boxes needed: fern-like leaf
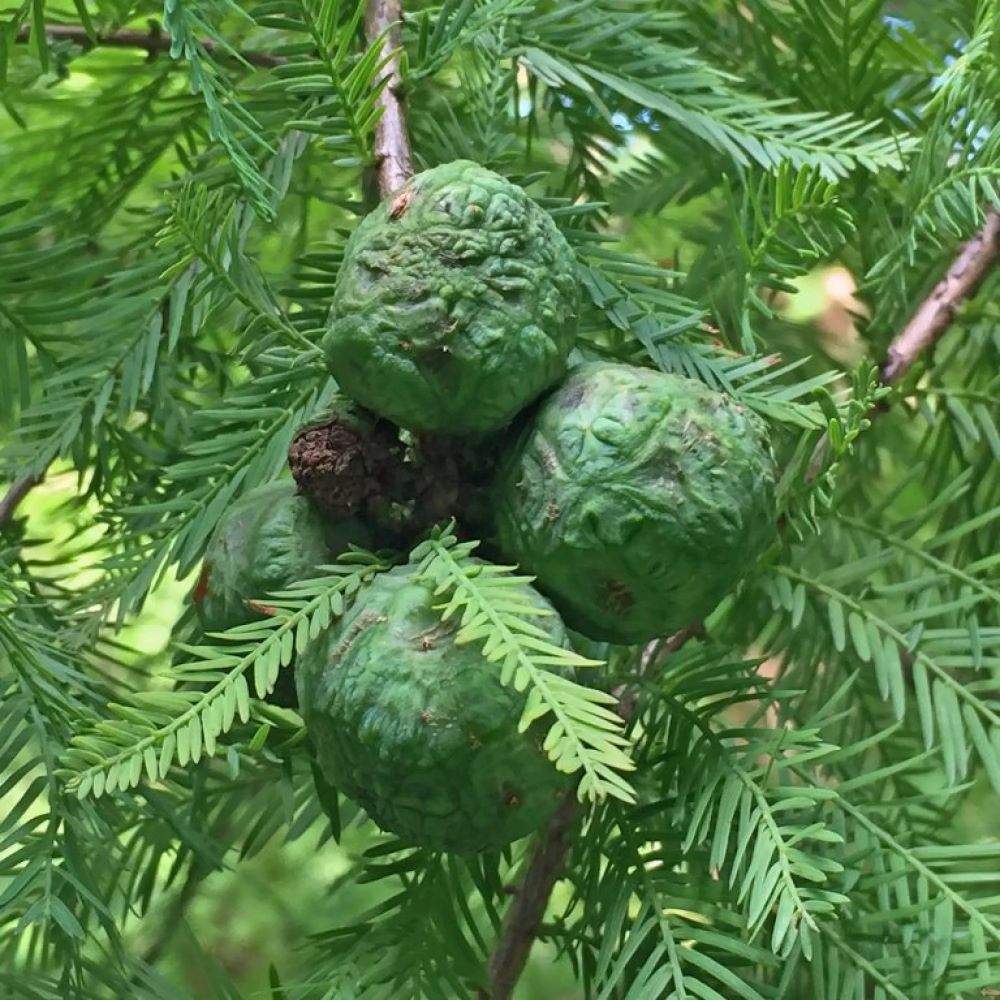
[61,553,384,798]
[410,526,636,803]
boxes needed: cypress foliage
[1,2,998,997]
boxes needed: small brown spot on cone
[503,785,523,808]
[389,187,414,219]
[192,563,212,604]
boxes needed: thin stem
[0,472,42,529]
[805,207,1000,481]
[880,208,1000,384]
[477,793,582,1000]
[364,0,413,197]
[15,22,284,67]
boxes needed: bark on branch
[805,206,1000,481]
[364,0,413,197]
[478,792,583,1000]
[880,209,1000,385]
[15,22,283,67]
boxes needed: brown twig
[14,22,284,68]
[364,0,413,197]
[478,792,583,1000]
[880,208,1000,385]
[0,472,42,530]
[805,207,1000,481]
[479,624,702,1000]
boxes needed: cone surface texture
[494,363,778,643]
[297,563,573,853]
[323,160,578,433]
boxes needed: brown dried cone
[289,396,499,547]
[288,397,404,521]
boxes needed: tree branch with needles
[6,6,415,533]
[14,21,284,67]
[478,210,1000,999]
[476,623,702,1000]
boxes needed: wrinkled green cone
[494,362,778,644]
[297,562,574,853]
[323,160,579,433]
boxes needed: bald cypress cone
[494,363,778,644]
